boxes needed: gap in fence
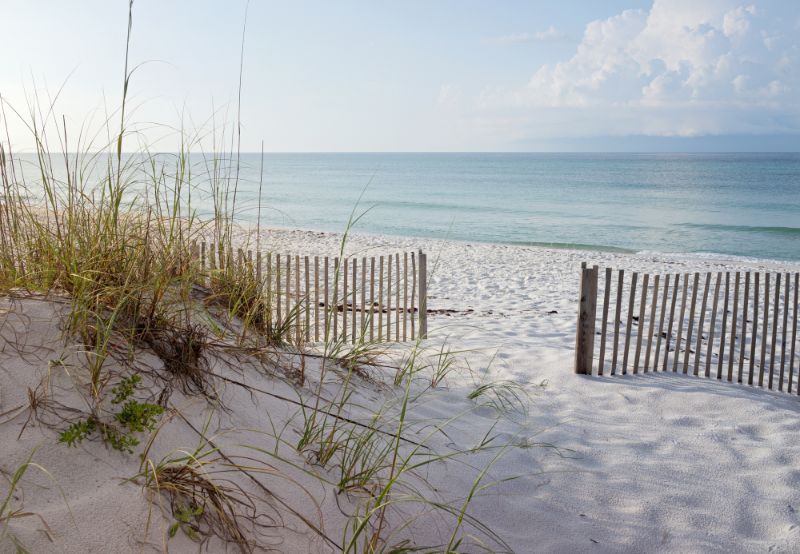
[576,264,800,396]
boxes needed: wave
[635,250,799,265]
[682,223,800,236]
[503,240,637,254]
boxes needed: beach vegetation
[0,2,526,552]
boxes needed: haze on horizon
[1,0,799,153]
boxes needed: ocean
[13,152,800,261]
[226,153,800,261]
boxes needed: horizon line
[10,150,800,155]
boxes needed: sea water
[14,152,800,261]
[227,153,800,261]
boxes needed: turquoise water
[227,153,800,261]
[14,152,800,261]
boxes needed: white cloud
[496,26,568,44]
[438,84,461,106]
[481,0,800,138]
[723,5,756,38]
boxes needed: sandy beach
[249,227,800,553]
[3,1,800,552]
[3,225,800,553]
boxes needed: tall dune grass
[0,3,524,552]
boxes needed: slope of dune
[3,228,800,553]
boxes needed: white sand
[2,228,800,553]
[247,228,800,553]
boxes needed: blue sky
[1,0,799,151]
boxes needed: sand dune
[2,228,800,553]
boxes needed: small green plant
[430,342,457,387]
[467,380,529,416]
[111,374,141,404]
[114,398,163,433]
[59,419,97,447]
[58,373,164,454]
[138,441,266,552]
[169,502,204,541]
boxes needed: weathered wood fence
[575,264,800,395]
[194,241,428,344]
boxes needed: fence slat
[256,250,262,289]
[314,256,320,342]
[791,273,798,395]
[324,257,330,342]
[295,255,301,344]
[759,273,770,387]
[728,272,740,382]
[705,273,722,378]
[360,257,367,342]
[779,272,789,391]
[644,274,659,372]
[769,273,781,389]
[663,273,680,372]
[598,267,612,375]
[276,254,282,326]
[265,253,272,329]
[387,255,392,341]
[370,257,376,342]
[343,257,348,343]
[419,251,428,339]
[351,258,357,343]
[303,256,310,342]
[672,274,688,373]
[682,273,699,374]
[654,274,670,373]
[749,273,760,386]
[634,274,649,374]
[411,253,417,340]
[717,272,730,380]
[333,257,340,341]
[378,256,384,341]
[622,272,638,374]
[287,255,294,335]
[612,270,624,375]
[738,272,749,384]
[575,266,598,375]
[403,252,408,341]
[201,242,207,285]
[694,272,711,376]
[395,253,401,342]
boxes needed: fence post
[575,265,598,375]
[418,250,428,339]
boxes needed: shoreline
[239,224,800,271]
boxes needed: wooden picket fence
[575,263,800,395]
[193,241,428,344]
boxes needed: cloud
[496,26,569,45]
[438,84,461,106]
[481,0,800,139]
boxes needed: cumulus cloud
[496,26,569,44]
[482,0,800,138]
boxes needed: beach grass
[0,3,524,553]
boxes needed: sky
[1,0,799,152]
